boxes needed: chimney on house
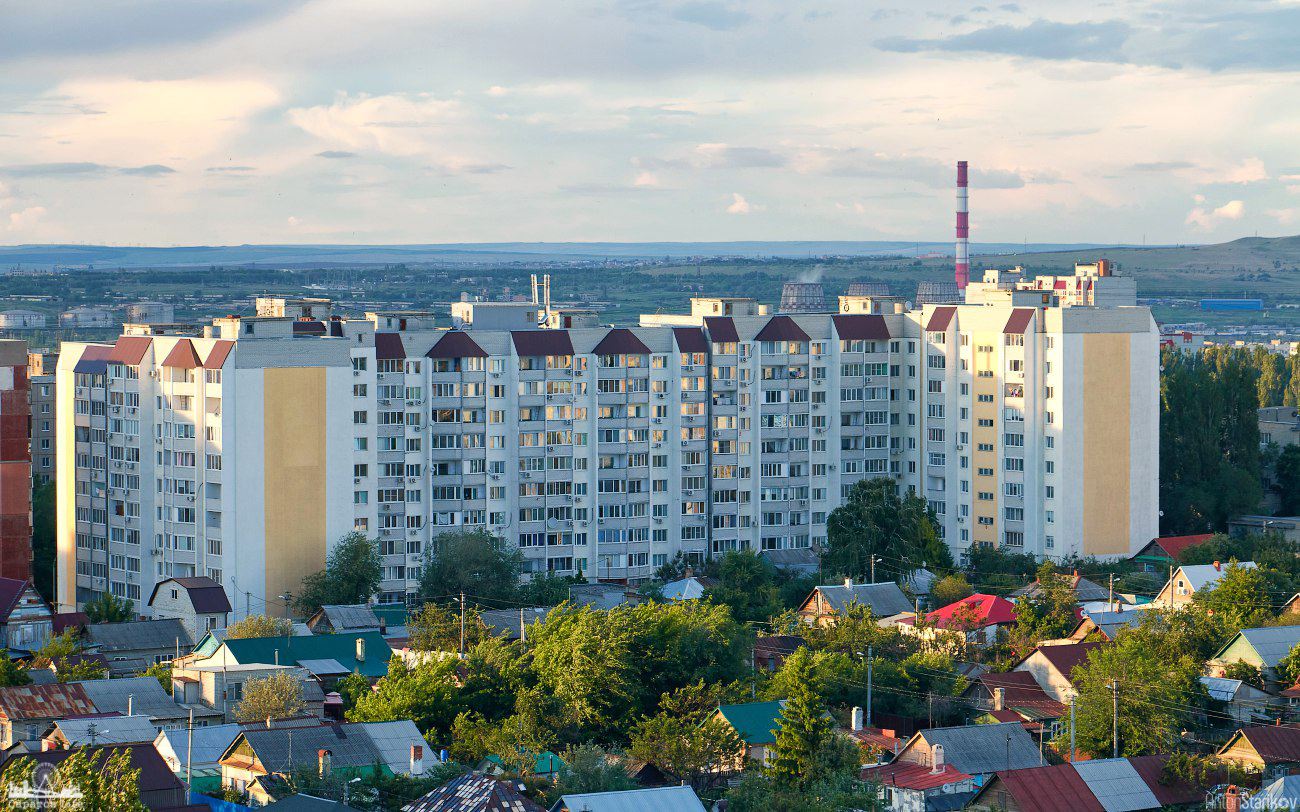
[993,687,1005,712]
[844,577,854,588]
[851,706,864,732]
[356,637,366,662]
[410,744,425,776]
[684,566,694,578]
[1214,560,1222,571]
[931,744,946,775]
[318,749,332,778]
[379,616,387,635]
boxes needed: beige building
[1261,406,1300,448]
[29,352,56,483]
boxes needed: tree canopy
[295,531,382,615]
[418,529,524,605]
[225,614,292,639]
[824,477,952,581]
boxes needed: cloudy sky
[1,0,1298,245]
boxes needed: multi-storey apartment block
[57,265,1160,616]
[29,351,56,483]
[0,339,32,580]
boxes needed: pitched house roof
[803,582,913,617]
[311,605,381,632]
[19,744,184,798]
[1171,561,1257,594]
[0,576,45,621]
[218,633,393,678]
[973,672,1068,718]
[264,795,363,812]
[660,576,716,601]
[702,317,738,342]
[1219,725,1300,765]
[862,761,971,792]
[479,607,551,641]
[1072,757,1161,811]
[754,316,810,342]
[925,306,957,332]
[426,331,488,359]
[1138,534,1214,560]
[0,683,96,721]
[85,618,194,653]
[401,772,545,812]
[161,339,203,369]
[1071,607,1149,641]
[831,314,890,341]
[592,328,651,356]
[108,336,152,365]
[224,724,384,775]
[203,340,235,369]
[915,722,1042,774]
[715,700,785,744]
[1128,755,1206,807]
[75,676,188,720]
[155,723,243,768]
[549,786,707,812]
[984,762,1102,812]
[1214,626,1300,669]
[1025,642,1103,682]
[374,332,406,360]
[1010,573,1112,604]
[510,330,573,356]
[72,344,114,374]
[49,715,159,746]
[976,758,1187,812]
[147,576,232,614]
[923,594,1017,630]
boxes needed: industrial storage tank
[916,281,961,305]
[778,282,828,314]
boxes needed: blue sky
[0,0,1297,245]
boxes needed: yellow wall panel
[1082,334,1131,555]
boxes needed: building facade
[29,352,56,483]
[57,268,1159,614]
[0,340,31,581]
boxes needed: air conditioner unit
[353,370,360,377]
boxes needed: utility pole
[1108,573,1115,610]
[459,593,466,658]
[1111,680,1120,759]
[186,708,194,789]
[1069,694,1076,763]
[866,645,873,728]
[519,608,526,651]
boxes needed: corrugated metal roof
[552,786,707,812]
[51,715,158,746]
[357,720,436,774]
[0,683,96,721]
[716,700,785,744]
[1003,308,1036,334]
[298,659,351,677]
[402,772,545,812]
[1230,725,1300,763]
[1027,642,1102,681]
[219,632,392,678]
[510,330,573,356]
[1072,758,1161,812]
[1201,676,1245,702]
[204,340,235,369]
[375,332,406,359]
[1234,626,1300,668]
[107,336,152,365]
[862,761,971,791]
[991,763,1103,812]
[75,676,184,720]
[1177,561,1256,592]
[233,724,379,773]
[161,339,203,369]
[85,618,193,653]
[831,314,891,341]
[156,723,243,768]
[918,722,1042,775]
[811,582,913,616]
[319,604,381,631]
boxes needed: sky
[1,0,1298,246]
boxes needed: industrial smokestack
[955,160,969,291]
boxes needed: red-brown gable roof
[0,683,96,721]
[0,577,34,621]
[925,306,957,332]
[832,314,891,341]
[161,339,202,369]
[927,593,1017,629]
[672,327,709,354]
[147,576,231,614]
[1004,308,1036,334]
[1155,533,1214,559]
[374,332,406,360]
[976,671,1067,716]
[755,315,810,342]
[72,345,114,374]
[863,761,971,791]
[1235,725,1300,763]
[511,330,573,356]
[593,328,650,356]
[1129,755,1203,807]
[203,340,234,369]
[993,763,1104,812]
[107,336,151,365]
[427,331,488,359]
[703,316,739,343]
[1030,641,1103,681]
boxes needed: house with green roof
[707,700,787,768]
[192,632,394,681]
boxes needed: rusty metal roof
[0,683,96,721]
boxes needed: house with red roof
[1217,724,1300,780]
[863,759,975,812]
[1129,533,1215,573]
[966,671,1068,741]
[1013,642,1103,704]
[968,755,1211,812]
[898,593,1017,647]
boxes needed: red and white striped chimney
[955,160,969,290]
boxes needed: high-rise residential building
[0,339,32,581]
[29,351,57,483]
[56,264,1159,616]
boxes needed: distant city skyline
[1,1,1297,245]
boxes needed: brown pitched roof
[107,336,152,365]
[72,345,114,374]
[976,671,1068,716]
[703,316,738,342]
[1153,533,1214,559]
[510,330,573,356]
[374,332,406,360]
[147,576,232,614]
[23,744,184,796]
[203,340,234,369]
[990,763,1104,812]
[1129,754,1204,807]
[0,683,96,721]
[832,314,891,340]
[291,320,327,335]
[925,306,957,332]
[161,339,202,369]
[427,331,488,359]
[1233,725,1300,764]
[0,577,40,622]
[1028,642,1103,681]
[672,327,709,353]
[592,328,651,356]
[754,315,810,342]
[1003,308,1036,334]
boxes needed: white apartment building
[57,267,1160,615]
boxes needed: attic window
[171,588,178,600]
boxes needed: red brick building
[0,340,31,581]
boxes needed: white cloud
[1221,158,1268,184]
[1185,199,1245,230]
[726,192,756,214]
[286,215,302,227]
[7,206,47,232]
[287,92,464,157]
[1266,208,1297,225]
[633,171,659,187]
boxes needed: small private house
[1153,561,1257,609]
[402,773,546,812]
[1067,605,1150,642]
[966,671,1068,742]
[306,604,382,635]
[147,576,231,642]
[188,631,393,685]
[1209,626,1300,688]
[153,722,243,793]
[75,675,222,729]
[798,579,915,626]
[43,715,160,749]
[0,683,97,749]
[549,786,708,812]
[1009,571,1113,605]
[219,720,436,806]
[0,577,54,653]
[1128,533,1214,573]
[1217,725,1300,780]
[863,753,975,812]
[84,617,194,676]
[171,662,323,721]
[660,573,717,602]
[708,700,786,767]
[873,722,1043,810]
[1013,642,1103,703]
[1201,676,1280,726]
[968,755,1208,812]
[898,593,1018,647]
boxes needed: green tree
[726,771,880,812]
[1275,444,1300,516]
[31,480,55,603]
[56,657,107,683]
[1159,347,1262,534]
[84,593,134,623]
[225,614,292,639]
[767,649,834,788]
[1257,347,1289,408]
[1221,660,1265,690]
[706,550,782,624]
[928,574,974,609]
[0,656,30,687]
[1275,643,1300,687]
[36,629,81,662]
[407,603,489,652]
[1066,634,1202,757]
[234,672,306,723]
[1191,562,1274,630]
[0,747,147,811]
[516,573,585,606]
[628,681,747,790]
[824,478,952,582]
[552,745,637,798]
[449,709,556,777]
[348,656,460,740]
[295,531,383,615]
[335,672,371,714]
[143,661,172,693]
[1011,563,1082,652]
[418,530,523,605]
